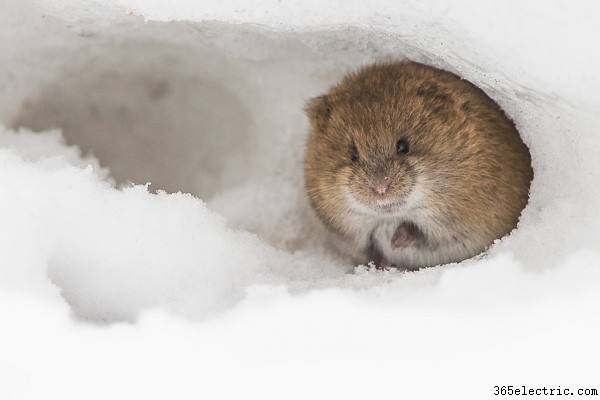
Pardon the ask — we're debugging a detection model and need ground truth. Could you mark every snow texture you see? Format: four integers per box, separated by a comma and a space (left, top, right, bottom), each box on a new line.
1, 0, 599, 398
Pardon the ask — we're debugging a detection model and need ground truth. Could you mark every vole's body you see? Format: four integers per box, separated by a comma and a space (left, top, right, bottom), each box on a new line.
304, 62, 533, 270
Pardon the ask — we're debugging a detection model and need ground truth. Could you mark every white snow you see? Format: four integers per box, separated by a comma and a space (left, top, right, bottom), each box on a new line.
1, 0, 599, 398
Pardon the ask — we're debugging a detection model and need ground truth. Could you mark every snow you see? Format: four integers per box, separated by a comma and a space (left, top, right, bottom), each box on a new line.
1, 0, 599, 398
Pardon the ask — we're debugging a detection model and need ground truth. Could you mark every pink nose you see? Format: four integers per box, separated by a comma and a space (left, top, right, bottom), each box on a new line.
372, 178, 390, 195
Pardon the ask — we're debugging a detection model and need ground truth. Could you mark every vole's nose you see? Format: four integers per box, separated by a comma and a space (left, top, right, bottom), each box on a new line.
371, 177, 390, 196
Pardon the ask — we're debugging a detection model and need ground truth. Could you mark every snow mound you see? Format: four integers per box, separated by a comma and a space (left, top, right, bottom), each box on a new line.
1, 0, 599, 398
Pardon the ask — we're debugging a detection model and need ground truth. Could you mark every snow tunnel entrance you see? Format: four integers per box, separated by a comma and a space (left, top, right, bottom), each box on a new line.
9, 18, 572, 267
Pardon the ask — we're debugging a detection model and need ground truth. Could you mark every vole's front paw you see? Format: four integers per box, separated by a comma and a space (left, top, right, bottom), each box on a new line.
391, 222, 424, 249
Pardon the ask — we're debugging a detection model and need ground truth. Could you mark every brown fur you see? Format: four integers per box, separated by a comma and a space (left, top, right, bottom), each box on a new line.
304, 61, 533, 269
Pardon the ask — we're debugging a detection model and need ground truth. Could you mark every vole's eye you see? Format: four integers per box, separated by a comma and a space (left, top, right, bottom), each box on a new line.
350, 145, 359, 162
396, 138, 409, 155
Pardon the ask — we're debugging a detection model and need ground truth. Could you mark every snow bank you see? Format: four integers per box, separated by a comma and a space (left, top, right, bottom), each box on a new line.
1, 0, 599, 398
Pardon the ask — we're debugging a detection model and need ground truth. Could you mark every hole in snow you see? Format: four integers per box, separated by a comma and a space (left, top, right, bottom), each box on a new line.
4, 11, 599, 324
8, 17, 595, 287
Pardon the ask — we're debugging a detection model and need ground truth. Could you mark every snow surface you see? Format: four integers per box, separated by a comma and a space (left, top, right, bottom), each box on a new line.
1, 0, 599, 398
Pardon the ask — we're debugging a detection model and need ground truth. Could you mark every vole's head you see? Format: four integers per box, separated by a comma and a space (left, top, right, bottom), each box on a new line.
304, 62, 471, 220
306, 98, 416, 215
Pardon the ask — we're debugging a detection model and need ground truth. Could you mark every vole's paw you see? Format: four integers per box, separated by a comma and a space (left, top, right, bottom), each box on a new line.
391, 222, 424, 249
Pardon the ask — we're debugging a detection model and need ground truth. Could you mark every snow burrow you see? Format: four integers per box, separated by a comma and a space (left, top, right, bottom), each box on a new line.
1, 1, 599, 396
2, 0, 599, 318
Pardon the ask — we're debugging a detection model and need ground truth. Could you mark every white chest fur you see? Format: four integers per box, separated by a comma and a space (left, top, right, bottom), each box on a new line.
332, 207, 477, 270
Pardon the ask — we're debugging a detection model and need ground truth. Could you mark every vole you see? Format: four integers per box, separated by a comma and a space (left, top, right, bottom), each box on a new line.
304, 61, 533, 270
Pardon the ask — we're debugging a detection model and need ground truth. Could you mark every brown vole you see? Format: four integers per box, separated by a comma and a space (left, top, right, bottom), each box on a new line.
304, 61, 533, 270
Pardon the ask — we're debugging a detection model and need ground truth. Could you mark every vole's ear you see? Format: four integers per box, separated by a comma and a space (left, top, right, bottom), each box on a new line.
305, 95, 332, 130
